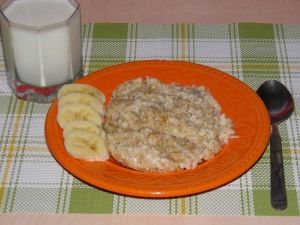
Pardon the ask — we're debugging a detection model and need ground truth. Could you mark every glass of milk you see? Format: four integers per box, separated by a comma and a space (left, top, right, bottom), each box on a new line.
0, 0, 82, 103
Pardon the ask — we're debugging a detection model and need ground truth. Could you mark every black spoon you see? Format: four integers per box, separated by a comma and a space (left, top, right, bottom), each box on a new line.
256, 80, 294, 210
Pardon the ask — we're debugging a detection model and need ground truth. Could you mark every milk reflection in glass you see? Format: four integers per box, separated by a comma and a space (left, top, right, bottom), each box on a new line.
0, 0, 82, 103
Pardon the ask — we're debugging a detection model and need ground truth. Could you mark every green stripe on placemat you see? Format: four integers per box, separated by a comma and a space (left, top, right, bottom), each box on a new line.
83, 23, 128, 74
69, 183, 114, 213
238, 23, 280, 88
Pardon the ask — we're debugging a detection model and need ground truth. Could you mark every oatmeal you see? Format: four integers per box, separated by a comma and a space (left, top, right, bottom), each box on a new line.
104, 77, 236, 173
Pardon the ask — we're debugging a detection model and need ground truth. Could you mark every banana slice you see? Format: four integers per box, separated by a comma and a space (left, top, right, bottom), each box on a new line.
58, 84, 106, 104
58, 93, 106, 116
64, 130, 109, 162
57, 103, 103, 128
63, 120, 106, 139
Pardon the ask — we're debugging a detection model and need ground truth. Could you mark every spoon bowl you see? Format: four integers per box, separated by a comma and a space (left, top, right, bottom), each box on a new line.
257, 80, 294, 124
256, 79, 294, 210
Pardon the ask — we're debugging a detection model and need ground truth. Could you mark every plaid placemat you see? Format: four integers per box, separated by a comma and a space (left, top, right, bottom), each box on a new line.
0, 23, 299, 216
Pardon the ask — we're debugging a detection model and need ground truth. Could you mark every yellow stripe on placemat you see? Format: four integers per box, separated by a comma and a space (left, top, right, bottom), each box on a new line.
0, 101, 24, 205
181, 23, 186, 61
181, 198, 186, 215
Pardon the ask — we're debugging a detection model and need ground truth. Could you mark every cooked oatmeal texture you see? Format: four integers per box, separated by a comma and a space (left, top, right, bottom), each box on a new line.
104, 77, 236, 173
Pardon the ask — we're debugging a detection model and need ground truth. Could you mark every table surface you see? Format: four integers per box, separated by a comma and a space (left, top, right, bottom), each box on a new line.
1, 0, 300, 225
76, 0, 300, 24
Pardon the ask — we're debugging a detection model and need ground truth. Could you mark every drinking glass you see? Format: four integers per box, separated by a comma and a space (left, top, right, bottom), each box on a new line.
0, 0, 83, 103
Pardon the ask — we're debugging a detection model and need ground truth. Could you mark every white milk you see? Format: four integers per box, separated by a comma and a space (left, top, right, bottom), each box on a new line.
2, 0, 82, 87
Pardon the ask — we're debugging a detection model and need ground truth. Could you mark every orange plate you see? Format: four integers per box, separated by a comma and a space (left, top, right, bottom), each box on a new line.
45, 60, 270, 198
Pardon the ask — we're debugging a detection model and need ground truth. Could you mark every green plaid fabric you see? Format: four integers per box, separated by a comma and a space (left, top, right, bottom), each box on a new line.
0, 23, 299, 216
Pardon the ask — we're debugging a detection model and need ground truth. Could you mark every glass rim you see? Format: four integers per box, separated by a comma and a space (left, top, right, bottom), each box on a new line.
0, 0, 80, 30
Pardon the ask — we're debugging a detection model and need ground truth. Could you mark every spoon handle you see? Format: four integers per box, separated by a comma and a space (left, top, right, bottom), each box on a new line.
270, 124, 287, 210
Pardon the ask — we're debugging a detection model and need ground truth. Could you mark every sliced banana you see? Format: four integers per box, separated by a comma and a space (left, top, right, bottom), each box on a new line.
58, 84, 106, 104
63, 120, 106, 139
57, 103, 103, 129
59, 93, 106, 116
64, 130, 109, 162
